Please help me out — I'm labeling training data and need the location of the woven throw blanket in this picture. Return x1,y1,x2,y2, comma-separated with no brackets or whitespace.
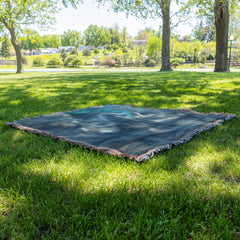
5,105,235,162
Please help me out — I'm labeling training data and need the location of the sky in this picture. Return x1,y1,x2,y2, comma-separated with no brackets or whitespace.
40,1,195,37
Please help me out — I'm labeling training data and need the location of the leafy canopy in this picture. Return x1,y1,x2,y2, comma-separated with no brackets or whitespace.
0,0,61,31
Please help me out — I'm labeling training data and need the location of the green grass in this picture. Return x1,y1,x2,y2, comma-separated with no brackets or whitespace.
0,71,239,239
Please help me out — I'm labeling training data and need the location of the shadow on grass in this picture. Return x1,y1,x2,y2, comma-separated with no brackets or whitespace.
1,144,240,239
0,71,240,239
1,130,240,239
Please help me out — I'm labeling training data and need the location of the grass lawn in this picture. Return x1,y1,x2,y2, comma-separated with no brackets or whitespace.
0,71,239,239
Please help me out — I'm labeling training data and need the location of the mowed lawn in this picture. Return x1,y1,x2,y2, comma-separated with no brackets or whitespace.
0,71,239,239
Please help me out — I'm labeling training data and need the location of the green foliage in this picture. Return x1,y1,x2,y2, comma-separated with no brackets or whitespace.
93,48,100,54
133,58,144,67
103,49,108,55
0,37,11,59
84,25,111,47
171,62,180,68
106,44,112,51
61,30,83,49
112,43,119,51
82,49,91,57
109,24,121,45
22,56,28,65
135,28,154,42
122,47,128,53
64,55,76,66
71,57,83,67
146,36,161,63
40,34,61,48
19,29,42,51
64,55,83,67
47,57,63,68
60,49,68,60
144,58,156,67
0,1,60,32
170,58,186,65
114,49,124,55
112,55,124,67
193,21,215,42
33,56,45,67
102,57,116,67
70,48,78,55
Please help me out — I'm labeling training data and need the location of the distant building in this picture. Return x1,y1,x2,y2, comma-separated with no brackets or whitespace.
132,40,147,47
39,48,58,54
58,46,75,53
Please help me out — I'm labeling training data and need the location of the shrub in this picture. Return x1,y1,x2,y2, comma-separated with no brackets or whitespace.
102,57,116,67
33,56,45,67
112,44,119,51
133,58,143,67
171,62,180,68
144,58,156,67
94,48,99,54
47,57,63,68
94,58,101,66
71,57,83,67
103,49,108,55
22,56,28,65
82,49,91,57
170,58,185,65
112,55,123,67
70,48,78,55
106,45,112,51
114,49,124,55
122,47,128,53
60,49,68,60
64,56,75,66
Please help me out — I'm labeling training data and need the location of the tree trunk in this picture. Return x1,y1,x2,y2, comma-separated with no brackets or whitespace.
9,27,24,73
214,0,229,72
160,0,172,71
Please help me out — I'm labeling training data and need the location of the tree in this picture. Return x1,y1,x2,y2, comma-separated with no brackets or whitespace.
146,36,162,63
109,24,121,46
193,21,215,42
229,5,240,40
96,0,177,71
188,0,239,72
20,29,42,51
84,25,111,47
0,0,82,73
1,36,11,59
61,30,83,49
121,27,129,44
39,34,61,48
134,28,154,44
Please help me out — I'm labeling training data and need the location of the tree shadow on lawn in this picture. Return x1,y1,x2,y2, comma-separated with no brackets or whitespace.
0,71,227,118
0,135,240,239
1,71,240,239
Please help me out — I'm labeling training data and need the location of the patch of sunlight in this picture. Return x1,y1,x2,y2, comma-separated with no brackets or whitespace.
206,180,240,197
9,100,21,105
22,160,87,191
0,190,27,221
139,95,151,101
151,89,162,93
11,131,24,141
0,194,11,220
105,95,117,101
187,148,223,175
180,95,206,103
88,163,142,191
